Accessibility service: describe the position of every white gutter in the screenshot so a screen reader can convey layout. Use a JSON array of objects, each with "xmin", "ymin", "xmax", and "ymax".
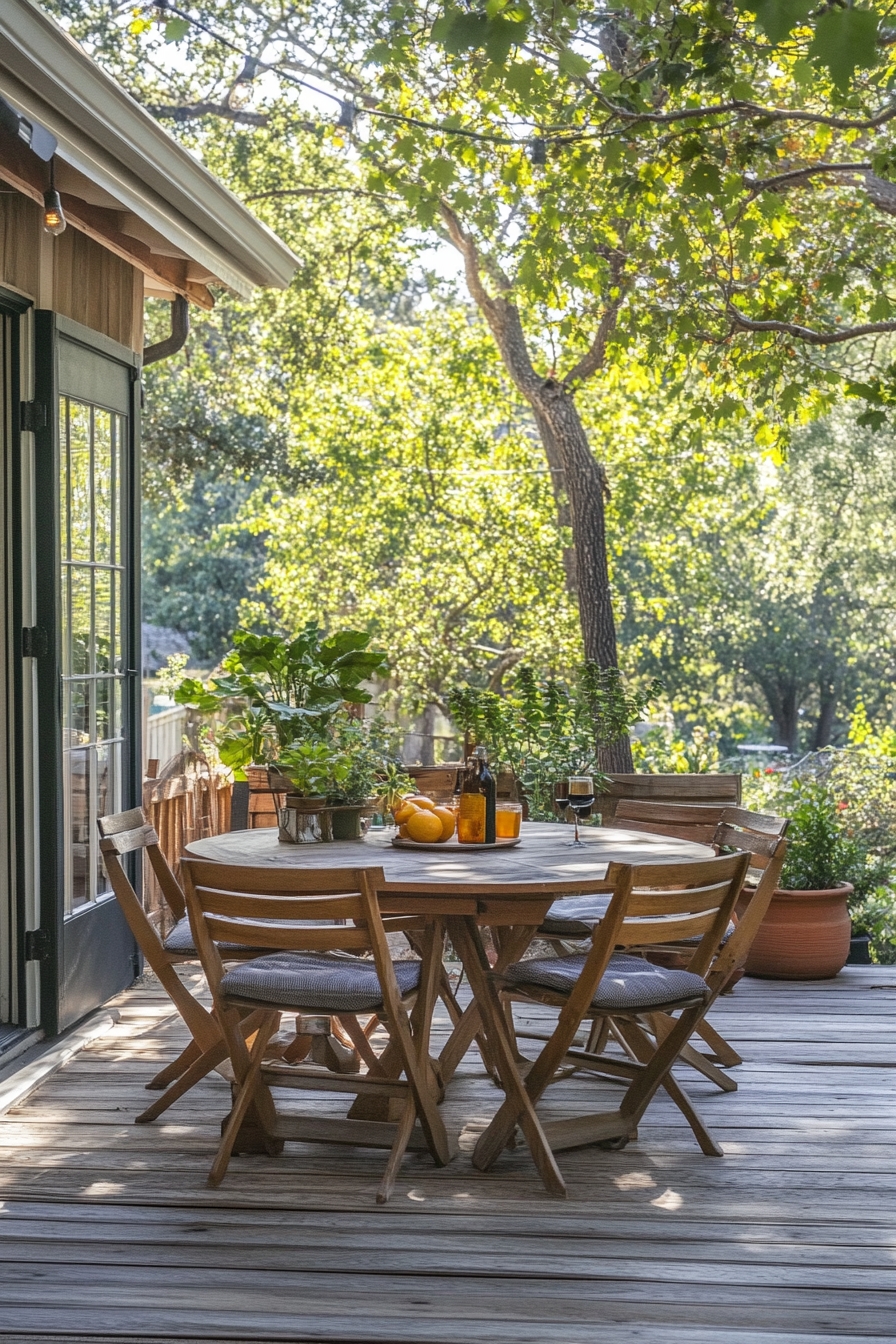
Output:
[{"xmin": 0, "ymin": 0, "xmax": 299, "ymax": 293}]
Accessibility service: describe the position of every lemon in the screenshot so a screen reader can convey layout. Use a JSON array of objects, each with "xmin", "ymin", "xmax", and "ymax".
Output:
[
  {"xmin": 393, "ymin": 800, "xmax": 419, "ymax": 825},
  {"xmin": 406, "ymin": 809, "xmax": 444, "ymax": 843},
  {"xmin": 432, "ymin": 806, "xmax": 456, "ymax": 842},
  {"xmin": 408, "ymin": 794, "xmax": 437, "ymax": 812}
]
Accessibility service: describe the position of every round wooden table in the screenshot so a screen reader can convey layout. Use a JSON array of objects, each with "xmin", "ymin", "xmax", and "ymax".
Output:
[
  {"xmin": 186, "ymin": 820, "xmax": 713, "ymax": 892},
  {"xmin": 186, "ymin": 822, "xmax": 714, "ymax": 1086}
]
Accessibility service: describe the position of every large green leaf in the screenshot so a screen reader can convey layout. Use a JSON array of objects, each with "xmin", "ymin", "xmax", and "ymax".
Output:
[
  {"xmin": 808, "ymin": 6, "xmax": 880, "ymax": 91},
  {"xmin": 738, "ymin": 0, "xmax": 812, "ymax": 46}
]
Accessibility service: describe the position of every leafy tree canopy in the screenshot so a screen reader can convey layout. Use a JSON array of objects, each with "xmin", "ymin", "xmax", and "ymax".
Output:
[{"xmin": 66, "ymin": 0, "xmax": 896, "ymax": 441}]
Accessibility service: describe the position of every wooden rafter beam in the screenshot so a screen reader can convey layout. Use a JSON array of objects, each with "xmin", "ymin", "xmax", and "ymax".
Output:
[{"xmin": 0, "ymin": 126, "xmax": 214, "ymax": 309}]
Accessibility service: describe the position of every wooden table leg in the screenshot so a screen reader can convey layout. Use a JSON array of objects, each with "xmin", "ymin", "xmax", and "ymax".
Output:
[
  {"xmin": 439, "ymin": 923, "xmax": 538, "ymax": 1084},
  {"xmin": 446, "ymin": 916, "xmax": 566, "ymax": 1198}
]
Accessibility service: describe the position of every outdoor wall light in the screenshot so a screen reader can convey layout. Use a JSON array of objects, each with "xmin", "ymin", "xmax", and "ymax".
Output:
[{"xmin": 43, "ymin": 158, "xmax": 66, "ymax": 236}]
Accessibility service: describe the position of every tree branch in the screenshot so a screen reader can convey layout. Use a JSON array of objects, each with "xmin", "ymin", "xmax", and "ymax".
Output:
[
  {"xmin": 746, "ymin": 162, "xmax": 870, "ymax": 196},
  {"xmin": 562, "ymin": 249, "xmax": 628, "ymax": 387},
  {"xmin": 439, "ymin": 202, "xmax": 543, "ymax": 401},
  {"xmin": 726, "ymin": 303, "xmax": 896, "ymax": 346},
  {"xmin": 863, "ymin": 171, "xmax": 896, "ymax": 217},
  {"xmin": 145, "ymin": 101, "xmax": 272, "ymax": 127}
]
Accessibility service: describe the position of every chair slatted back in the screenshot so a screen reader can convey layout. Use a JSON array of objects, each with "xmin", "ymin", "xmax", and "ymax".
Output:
[
  {"xmin": 603, "ymin": 852, "xmax": 750, "ymax": 974},
  {"xmin": 97, "ymin": 808, "xmax": 217, "ymax": 1052},
  {"xmin": 706, "ymin": 808, "xmax": 790, "ymax": 989},
  {"xmin": 180, "ymin": 861, "xmax": 418, "ymax": 1010},
  {"xmin": 596, "ymin": 772, "xmax": 741, "ymax": 825},
  {"xmin": 98, "ymin": 808, "xmax": 188, "ymax": 942},
  {"xmin": 610, "ymin": 800, "xmax": 726, "ymax": 845},
  {"xmin": 714, "ymin": 805, "xmax": 789, "ymax": 872}
]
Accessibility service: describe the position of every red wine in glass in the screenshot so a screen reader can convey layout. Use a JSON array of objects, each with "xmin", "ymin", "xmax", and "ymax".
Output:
[{"xmin": 568, "ymin": 776, "xmax": 594, "ymax": 846}]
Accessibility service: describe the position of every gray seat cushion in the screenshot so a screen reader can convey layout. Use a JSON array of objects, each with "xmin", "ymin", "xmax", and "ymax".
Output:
[
  {"xmin": 220, "ymin": 951, "xmax": 421, "ymax": 1012},
  {"xmin": 540, "ymin": 895, "xmax": 612, "ymax": 937},
  {"xmin": 540, "ymin": 898, "xmax": 734, "ymax": 947},
  {"xmin": 504, "ymin": 952, "xmax": 710, "ymax": 1012},
  {"xmin": 163, "ymin": 915, "xmax": 336, "ymax": 958},
  {"xmin": 163, "ymin": 916, "xmax": 255, "ymax": 957}
]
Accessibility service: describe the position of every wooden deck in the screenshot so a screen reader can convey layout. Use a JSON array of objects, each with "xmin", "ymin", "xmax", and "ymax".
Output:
[{"xmin": 0, "ymin": 966, "xmax": 893, "ymax": 1343}]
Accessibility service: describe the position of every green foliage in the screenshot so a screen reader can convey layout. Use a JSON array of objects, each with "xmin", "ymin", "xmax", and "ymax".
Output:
[
  {"xmin": 174, "ymin": 624, "xmax": 388, "ymax": 772},
  {"xmin": 744, "ymin": 721, "xmax": 896, "ymax": 961},
  {"xmin": 631, "ymin": 724, "xmax": 722, "ymax": 774},
  {"xmin": 241, "ymin": 307, "xmax": 582, "ymax": 711},
  {"xmin": 276, "ymin": 739, "xmax": 351, "ymax": 798},
  {"xmin": 447, "ymin": 663, "xmax": 661, "ymax": 818},
  {"xmin": 772, "ymin": 781, "xmax": 862, "ymax": 893},
  {"xmin": 330, "ymin": 714, "xmax": 409, "ymax": 804}
]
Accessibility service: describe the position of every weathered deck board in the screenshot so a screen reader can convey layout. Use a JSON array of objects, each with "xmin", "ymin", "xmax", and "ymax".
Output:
[{"xmin": 0, "ymin": 966, "xmax": 893, "ymax": 1342}]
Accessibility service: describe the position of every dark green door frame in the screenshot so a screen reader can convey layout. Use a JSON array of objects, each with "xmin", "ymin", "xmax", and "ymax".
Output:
[
  {"xmin": 0, "ymin": 286, "xmax": 31, "ymax": 1030},
  {"xmin": 32, "ymin": 311, "xmax": 141, "ymax": 1037}
]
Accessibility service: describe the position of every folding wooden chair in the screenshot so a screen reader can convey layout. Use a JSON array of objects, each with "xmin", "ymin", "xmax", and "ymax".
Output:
[
  {"xmin": 537, "ymin": 806, "xmax": 788, "ymax": 1066},
  {"xmin": 181, "ymin": 859, "xmax": 453, "ymax": 1204},
  {"xmin": 97, "ymin": 808, "xmax": 271, "ymax": 1124},
  {"xmin": 471, "ymin": 851, "xmax": 750, "ymax": 1194}
]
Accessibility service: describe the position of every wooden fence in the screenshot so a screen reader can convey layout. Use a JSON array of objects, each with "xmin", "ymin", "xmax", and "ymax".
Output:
[{"xmin": 142, "ymin": 750, "xmax": 232, "ymax": 938}]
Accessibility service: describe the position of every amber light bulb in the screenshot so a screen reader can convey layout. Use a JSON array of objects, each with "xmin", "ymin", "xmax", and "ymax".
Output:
[{"xmin": 43, "ymin": 187, "xmax": 66, "ymax": 236}]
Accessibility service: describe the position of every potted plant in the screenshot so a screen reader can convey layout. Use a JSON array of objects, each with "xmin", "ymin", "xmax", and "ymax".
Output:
[
  {"xmin": 744, "ymin": 782, "xmax": 863, "ymax": 979},
  {"xmin": 325, "ymin": 716, "xmax": 407, "ymax": 840},
  {"xmin": 174, "ymin": 623, "xmax": 389, "ymax": 775}
]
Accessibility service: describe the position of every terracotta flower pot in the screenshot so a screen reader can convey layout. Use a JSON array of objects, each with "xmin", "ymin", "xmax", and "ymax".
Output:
[{"xmin": 745, "ymin": 883, "xmax": 853, "ymax": 981}]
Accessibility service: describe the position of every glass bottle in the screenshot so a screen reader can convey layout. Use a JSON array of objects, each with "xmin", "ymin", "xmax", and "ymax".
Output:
[
  {"xmin": 457, "ymin": 756, "xmax": 486, "ymax": 844},
  {"xmin": 473, "ymin": 745, "xmax": 497, "ymax": 845}
]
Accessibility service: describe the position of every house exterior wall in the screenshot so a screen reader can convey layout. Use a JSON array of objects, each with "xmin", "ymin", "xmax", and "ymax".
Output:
[{"xmin": 0, "ymin": 194, "xmax": 143, "ymax": 352}]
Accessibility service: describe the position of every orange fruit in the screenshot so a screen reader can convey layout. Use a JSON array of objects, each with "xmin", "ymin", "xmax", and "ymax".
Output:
[
  {"xmin": 393, "ymin": 800, "xmax": 420, "ymax": 825},
  {"xmin": 432, "ymin": 806, "xmax": 455, "ymax": 841},
  {"xmin": 408, "ymin": 794, "xmax": 437, "ymax": 811},
  {"xmin": 405, "ymin": 809, "xmax": 444, "ymax": 843}
]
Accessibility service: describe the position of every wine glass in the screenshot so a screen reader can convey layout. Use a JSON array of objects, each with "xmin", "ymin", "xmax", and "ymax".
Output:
[
  {"xmin": 567, "ymin": 775, "xmax": 594, "ymax": 847},
  {"xmin": 554, "ymin": 779, "xmax": 570, "ymax": 823}
]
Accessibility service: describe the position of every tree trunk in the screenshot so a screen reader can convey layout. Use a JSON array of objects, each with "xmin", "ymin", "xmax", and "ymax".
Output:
[
  {"xmin": 813, "ymin": 685, "xmax": 837, "ymax": 750},
  {"xmin": 418, "ymin": 702, "xmax": 437, "ymax": 766},
  {"xmin": 530, "ymin": 386, "xmax": 634, "ymax": 773},
  {"xmin": 439, "ymin": 207, "xmax": 633, "ymax": 771},
  {"xmin": 771, "ymin": 692, "xmax": 801, "ymax": 755}
]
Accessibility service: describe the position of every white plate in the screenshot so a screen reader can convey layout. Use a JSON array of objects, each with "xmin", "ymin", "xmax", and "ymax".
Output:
[{"xmin": 390, "ymin": 835, "xmax": 522, "ymax": 852}]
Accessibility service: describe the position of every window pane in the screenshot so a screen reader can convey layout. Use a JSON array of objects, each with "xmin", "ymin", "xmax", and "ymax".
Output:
[
  {"xmin": 59, "ymin": 400, "xmax": 69, "ymax": 560},
  {"xmin": 68, "ymin": 402, "xmax": 92, "ymax": 562},
  {"xmin": 60, "ymin": 566, "xmax": 70, "ymax": 676},
  {"xmin": 112, "ymin": 414, "xmax": 123, "ymax": 566},
  {"xmin": 95, "ymin": 568, "xmax": 111, "ymax": 674},
  {"xmin": 70, "ymin": 566, "xmax": 91, "ymax": 675},
  {"xmin": 95, "ymin": 744, "xmax": 117, "ymax": 896},
  {"xmin": 68, "ymin": 748, "xmax": 91, "ymax": 909},
  {"xmin": 68, "ymin": 680, "xmax": 90, "ymax": 744},
  {"xmin": 94, "ymin": 409, "xmax": 113, "ymax": 565},
  {"xmin": 96, "ymin": 678, "xmax": 111, "ymax": 742}
]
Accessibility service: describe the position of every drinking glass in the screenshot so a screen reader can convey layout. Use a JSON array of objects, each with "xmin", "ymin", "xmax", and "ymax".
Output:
[
  {"xmin": 554, "ymin": 779, "xmax": 570, "ymax": 823},
  {"xmin": 567, "ymin": 775, "xmax": 594, "ymax": 847},
  {"xmin": 495, "ymin": 801, "xmax": 522, "ymax": 839}
]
